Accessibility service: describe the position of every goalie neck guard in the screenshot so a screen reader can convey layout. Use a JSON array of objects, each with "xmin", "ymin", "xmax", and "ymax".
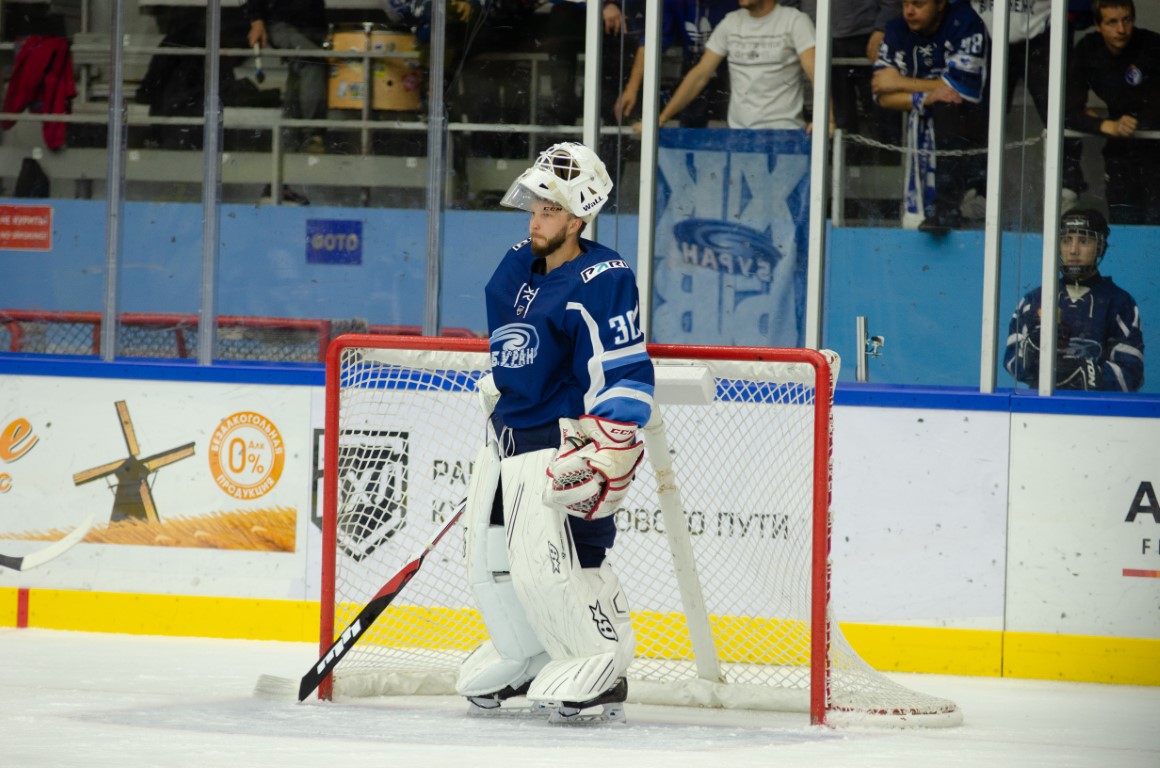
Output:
[{"xmin": 501, "ymin": 142, "xmax": 613, "ymax": 224}]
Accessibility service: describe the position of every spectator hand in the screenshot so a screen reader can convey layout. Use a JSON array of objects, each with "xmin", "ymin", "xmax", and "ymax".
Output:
[
  {"xmin": 1102, "ymin": 115, "xmax": 1138, "ymax": 138},
  {"xmin": 923, "ymin": 83, "xmax": 964, "ymax": 106},
  {"xmin": 248, "ymin": 20, "xmax": 268, "ymax": 49},
  {"xmin": 614, "ymin": 88, "xmax": 637, "ymax": 122},
  {"xmin": 603, "ymin": 2, "xmax": 624, "ymax": 35},
  {"xmin": 451, "ymin": 0, "xmax": 476, "ymax": 23}
]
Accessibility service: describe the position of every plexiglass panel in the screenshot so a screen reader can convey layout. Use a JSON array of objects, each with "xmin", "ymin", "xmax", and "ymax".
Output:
[
  {"xmin": 2, "ymin": 0, "xmax": 1155, "ymax": 391},
  {"xmin": 823, "ymin": 0, "xmax": 991, "ymax": 387},
  {"xmin": 208, "ymin": 1, "xmax": 439, "ymax": 360},
  {"xmin": 437, "ymin": 0, "xmax": 644, "ymax": 337},
  {"xmin": 999, "ymin": 2, "xmax": 1156, "ymax": 395},
  {"xmin": 0, "ymin": 0, "xmax": 110, "ymax": 356}
]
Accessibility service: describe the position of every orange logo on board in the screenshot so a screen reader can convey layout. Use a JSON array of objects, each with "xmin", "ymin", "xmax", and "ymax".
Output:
[
  {"xmin": 208, "ymin": 412, "xmax": 285, "ymax": 499},
  {"xmin": 0, "ymin": 417, "xmax": 39, "ymax": 493}
]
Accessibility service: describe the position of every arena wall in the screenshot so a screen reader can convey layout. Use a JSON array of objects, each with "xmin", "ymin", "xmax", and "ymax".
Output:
[{"xmin": 0, "ymin": 359, "xmax": 1155, "ymax": 686}]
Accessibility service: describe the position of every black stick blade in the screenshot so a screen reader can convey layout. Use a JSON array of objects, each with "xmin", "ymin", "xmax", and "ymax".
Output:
[{"xmin": 297, "ymin": 554, "xmax": 424, "ymax": 702}]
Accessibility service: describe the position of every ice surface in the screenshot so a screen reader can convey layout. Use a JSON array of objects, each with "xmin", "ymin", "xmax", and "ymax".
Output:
[{"xmin": 1, "ymin": 629, "xmax": 1154, "ymax": 768}]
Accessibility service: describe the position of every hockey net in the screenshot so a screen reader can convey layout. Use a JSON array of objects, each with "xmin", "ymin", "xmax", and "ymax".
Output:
[{"xmin": 320, "ymin": 335, "xmax": 961, "ymax": 727}]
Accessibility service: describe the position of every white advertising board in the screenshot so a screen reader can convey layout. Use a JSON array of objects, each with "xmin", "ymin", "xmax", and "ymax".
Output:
[
  {"xmin": 0, "ymin": 375, "xmax": 314, "ymax": 598},
  {"xmin": 830, "ymin": 406, "xmax": 1011, "ymax": 629},
  {"xmin": 1007, "ymin": 412, "xmax": 1160, "ymax": 638}
]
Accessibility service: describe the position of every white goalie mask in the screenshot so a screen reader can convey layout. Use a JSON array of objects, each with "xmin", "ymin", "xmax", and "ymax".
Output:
[{"xmin": 501, "ymin": 142, "xmax": 613, "ymax": 223}]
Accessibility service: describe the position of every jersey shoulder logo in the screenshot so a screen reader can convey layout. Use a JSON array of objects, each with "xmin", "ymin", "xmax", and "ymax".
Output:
[
  {"xmin": 490, "ymin": 322, "xmax": 539, "ymax": 369},
  {"xmin": 580, "ymin": 259, "xmax": 629, "ymax": 283}
]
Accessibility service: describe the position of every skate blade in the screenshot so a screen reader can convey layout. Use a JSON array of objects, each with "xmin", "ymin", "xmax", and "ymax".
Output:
[
  {"xmin": 466, "ymin": 700, "xmax": 551, "ymax": 718},
  {"xmin": 548, "ymin": 702, "xmax": 626, "ymax": 725}
]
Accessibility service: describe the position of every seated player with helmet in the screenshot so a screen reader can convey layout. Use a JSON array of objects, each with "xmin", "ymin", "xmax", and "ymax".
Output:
[
  {"xmin": 1004, "ymin": 209, "xmax": 1144, "ymax": 392},
  {"xmin": 456, "ymin": 142, "xmax": 655, "ymax": 723}
]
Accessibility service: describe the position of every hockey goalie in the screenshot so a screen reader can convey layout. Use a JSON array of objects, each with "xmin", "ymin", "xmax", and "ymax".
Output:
[{"xmin": 456, "ymin": 142, "xmax": 656, "ymax": 724}]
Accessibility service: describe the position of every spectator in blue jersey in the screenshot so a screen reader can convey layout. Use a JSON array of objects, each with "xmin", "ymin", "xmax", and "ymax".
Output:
[
  {"xmin": 243, "ymin": 0, "xmax": 327, "ymax": 155},
  {"xmin": 613, "ymin": 0, "xmax": 734, "ymax": 126},
  {"xmin": 1005, "ymin": 208, "xmax": 1144, "ymax": 392},
  {"xmin": 1066, "ymin": 0, "xmax": 1160, "ymax": 225},
  {"xmin": 655, "ymin": 0, "xmax": 827, "ymax": 131},
  {"xmin": 872, "ymin": 1, "xmax": 1088, "ymax": 218},
  {"xmin": 872, "ymin": 0, "xmax": 989, "ymax": 234},
  {"xmin": 455, "ymin": 143, "xmax": 655, "ymax": 723}
]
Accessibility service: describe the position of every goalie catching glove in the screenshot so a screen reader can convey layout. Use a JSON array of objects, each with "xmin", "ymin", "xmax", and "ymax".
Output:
[{"xmin": 544, "ymin": 415, "xmax": 645, "ymax": 520}]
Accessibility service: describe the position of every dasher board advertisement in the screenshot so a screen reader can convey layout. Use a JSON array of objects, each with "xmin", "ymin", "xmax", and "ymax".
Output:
[
  {"xmin": 0, "ymin": 375, "xmax": 313, "ymax": 598},
  {"xmin": 1007, "ymin": 412, "xmax": 1160, "ymax": 639}
]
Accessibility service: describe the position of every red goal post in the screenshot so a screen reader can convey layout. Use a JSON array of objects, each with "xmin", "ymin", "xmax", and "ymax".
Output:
[{"xmin": 320, "ymin": 335, "xmax": 961, "ymax": 727}]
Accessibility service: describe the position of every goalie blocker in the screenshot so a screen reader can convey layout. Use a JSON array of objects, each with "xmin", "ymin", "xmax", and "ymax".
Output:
[{"xmin": 545, "ymin": 415, "xmax": 646, "ymax": 520}]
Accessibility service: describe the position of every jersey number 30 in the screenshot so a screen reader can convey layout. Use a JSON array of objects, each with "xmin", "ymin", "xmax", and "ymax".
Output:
[{"xmin": 610, "ymin": 308, "xmax": 643, "ymax": 346}]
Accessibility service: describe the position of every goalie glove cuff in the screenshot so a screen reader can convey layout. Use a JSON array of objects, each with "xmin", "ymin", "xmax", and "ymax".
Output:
[
  {"xmin": 1056, "ymin": 356, "xmax": 1103, "ymax": 390},
  {"xmin": 545, "ymin": 416, "xmax": 645, "ymax": 520}
]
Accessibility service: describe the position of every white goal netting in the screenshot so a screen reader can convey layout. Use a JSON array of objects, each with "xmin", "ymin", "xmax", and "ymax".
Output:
[{"xmin": 320, "ymin": 336, "xmax": 961, "ymax": 727}]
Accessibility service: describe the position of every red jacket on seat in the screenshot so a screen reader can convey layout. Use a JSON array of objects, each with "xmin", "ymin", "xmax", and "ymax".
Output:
[{"xmin": 2, "ymin": 35, "xmax": 77, "ymax": 150}]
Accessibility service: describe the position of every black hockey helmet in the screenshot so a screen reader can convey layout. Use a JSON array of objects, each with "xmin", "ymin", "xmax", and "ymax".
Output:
[{"xmin": 1059, "ymin": 208, "xmax": 1109, "ymax": 281}]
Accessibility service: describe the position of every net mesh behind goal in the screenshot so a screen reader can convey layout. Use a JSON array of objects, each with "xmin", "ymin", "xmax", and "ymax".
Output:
[{"xmin": 321, "ymin": 335, "xmax": 961, "ymax": 727}]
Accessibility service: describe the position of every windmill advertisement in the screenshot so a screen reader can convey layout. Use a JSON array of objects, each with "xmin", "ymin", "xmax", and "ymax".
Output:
[{"xmin": 0, "ymin": 375, "xmax": 312, "ymax": 597}]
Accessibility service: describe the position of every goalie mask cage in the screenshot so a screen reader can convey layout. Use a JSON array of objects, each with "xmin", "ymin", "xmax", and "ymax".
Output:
[{"xmin": 320, "ymin": 335, "xmax": 961, "ymax": 727}]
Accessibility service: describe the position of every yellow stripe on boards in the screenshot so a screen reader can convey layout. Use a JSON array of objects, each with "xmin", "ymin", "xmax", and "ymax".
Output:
[
  {"xmin": 336, "ymin": 605, "xmax": 487, "ymax": 651},
  {"xmin": 5, "ymin": 588, "xmax": 1158, "ymax": 687},
  {"xmin": 0, "ymin": 587, "xmax": 19, "ymax": 626},
  {"xmin": 842, "ymin": 623, "xmax": 1003, "ymax": 677},
  {"xmin": 1004, "ymin": 631, "xmax": 1160, "ymax": 686},
  {"xmin": 26, "ymin": 589, "xmax": 316, "ymax": 641}
]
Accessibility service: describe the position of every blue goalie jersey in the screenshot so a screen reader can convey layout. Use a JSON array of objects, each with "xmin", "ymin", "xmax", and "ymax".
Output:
[{"xmin": 485, "ymin": 238, "xmax": 655, "ymax": 430}]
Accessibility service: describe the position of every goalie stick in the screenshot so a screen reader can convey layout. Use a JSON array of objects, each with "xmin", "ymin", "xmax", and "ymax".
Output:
[
  {"xmin": 295, "ymin": 500, "xmax": 467, "ymax": 702},
  {"xmin": 0, "ymin": 515, "xmax": 95, "ymax": 572}
]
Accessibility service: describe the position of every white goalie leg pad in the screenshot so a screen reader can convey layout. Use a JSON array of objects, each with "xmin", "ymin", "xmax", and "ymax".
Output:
[
  {"xmin": 456, "ymin": 442, "xmax": 547, "ymax": 697},
  {"xmin": 501, "ymin": 449, "xmax": 635, "ymax": 704},
  {"xmin": 457, "ymin": 638, "xmax": 549, "ymax": 699}
]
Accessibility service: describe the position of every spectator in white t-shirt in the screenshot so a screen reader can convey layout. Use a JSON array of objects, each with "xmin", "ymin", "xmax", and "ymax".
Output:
[{"xmin": 653, "ymin": 0, "xmax": 828, "ymax": 131}]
